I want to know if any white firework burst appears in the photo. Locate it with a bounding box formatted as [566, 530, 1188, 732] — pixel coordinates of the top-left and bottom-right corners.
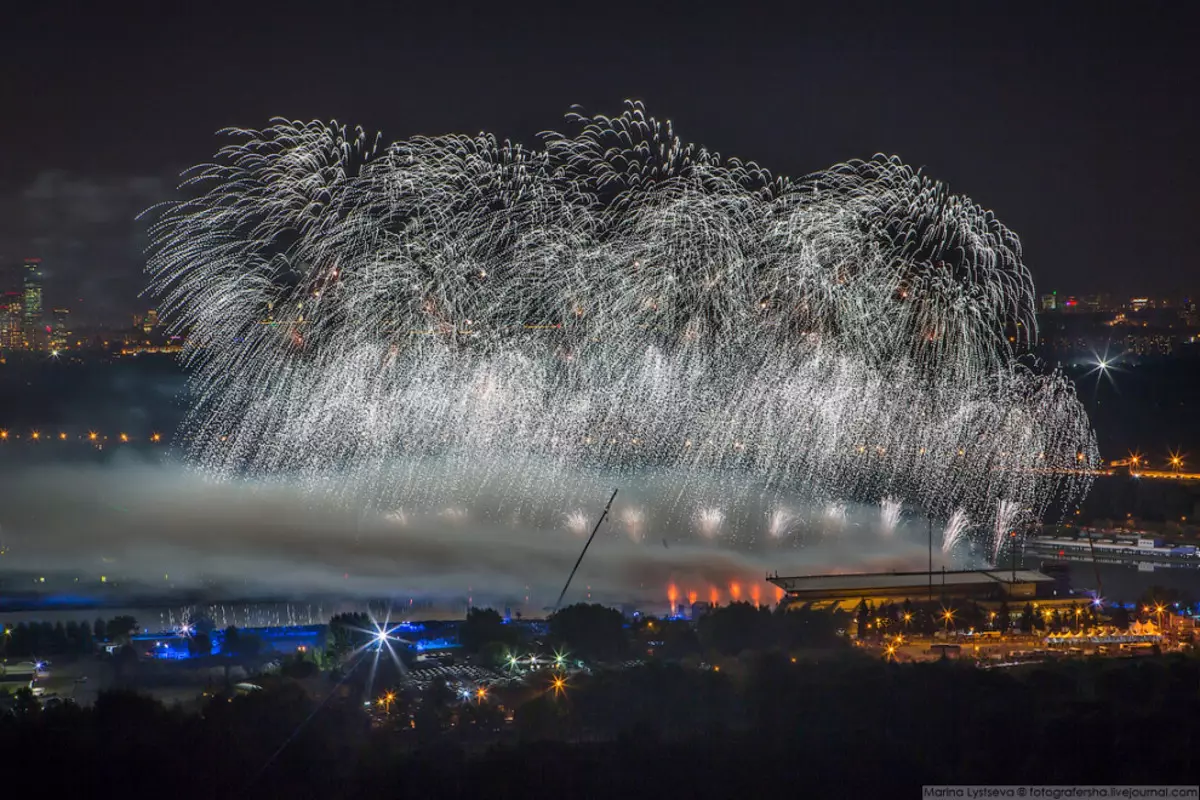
[619, 506, 645, 542]
[565, 510, 589, 535]
[693, 507, 725, 539]
[942, 507, 970, 555]
[767, 507, 796, 539]
[992, 499, 1024, 564]
[145, 102, 1097, 542]
[879, 496, 902, 536]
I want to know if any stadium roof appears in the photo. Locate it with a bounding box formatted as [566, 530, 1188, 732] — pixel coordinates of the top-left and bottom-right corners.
[769, 569, 1053, 594]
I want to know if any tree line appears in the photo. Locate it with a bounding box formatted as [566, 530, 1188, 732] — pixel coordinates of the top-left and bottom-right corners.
[3, 648, 1198, 796]
[1, 615, 139, 659]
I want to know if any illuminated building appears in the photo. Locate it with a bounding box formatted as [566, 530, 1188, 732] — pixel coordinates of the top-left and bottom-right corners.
[768, 569, 1057, 612]
[142, 309, 159, 333]
[50, 308, 71, 351]
[0, 292, 22, 350]
[1039, 292, 1057, 312]
[22, 258, 44, 350]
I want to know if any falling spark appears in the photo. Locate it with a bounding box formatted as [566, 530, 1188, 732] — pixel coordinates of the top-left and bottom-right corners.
[767, 507, 796, 539]
[143, 102, 1096, 544]
[942, 507, 970, 555]
[619, 506, 645, 542]
[992, 499, 1023, 564]
[824, 502, 848, 526]
[879, 496, 902, 536]
[693, 507, 724, 538]
[565, 510, 589, 535]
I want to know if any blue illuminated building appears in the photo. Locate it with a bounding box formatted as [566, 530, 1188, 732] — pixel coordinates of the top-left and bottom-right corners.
[131, 633, 191, 660]
[132, 624, 326, 660]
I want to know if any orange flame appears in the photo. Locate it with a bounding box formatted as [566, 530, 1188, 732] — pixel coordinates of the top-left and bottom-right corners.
[750, 584, 761, 607]
[730, 582, 742, 601]
[709, 586, 719, 606]
[687, 590, 698, 605]
[775, 585, 785, 602]
[667, 584, 678, 606]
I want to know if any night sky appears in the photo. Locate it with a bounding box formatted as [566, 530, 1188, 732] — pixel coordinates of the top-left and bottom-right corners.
[3, 1, 1197, 324]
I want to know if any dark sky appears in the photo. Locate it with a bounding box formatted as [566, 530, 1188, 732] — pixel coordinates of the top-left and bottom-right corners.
[3, 1, 1197, 324]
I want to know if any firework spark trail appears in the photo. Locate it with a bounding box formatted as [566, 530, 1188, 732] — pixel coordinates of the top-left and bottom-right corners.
[767, 507, 796, 539]
[823, 501, 848, 528]
[879, 496, 902, 536]
[693, 507, 724, 539]
[565, 510, 589, 535]
[146, 102, 1097, 556]
[992, 499, 1024, 562]
[942, 507, 970, 555]
[619, 506, 645, 542]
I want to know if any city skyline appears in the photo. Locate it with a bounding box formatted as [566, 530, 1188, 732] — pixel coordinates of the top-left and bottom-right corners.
[3, 2, 1200, 322]
[1, 250, 1196, 332]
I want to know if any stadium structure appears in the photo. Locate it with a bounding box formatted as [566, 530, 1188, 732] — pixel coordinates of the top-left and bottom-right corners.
[767, 568, 1075, 612]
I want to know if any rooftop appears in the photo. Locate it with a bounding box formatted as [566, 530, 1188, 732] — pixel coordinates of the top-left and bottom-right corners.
[769, 569, 1054, 594]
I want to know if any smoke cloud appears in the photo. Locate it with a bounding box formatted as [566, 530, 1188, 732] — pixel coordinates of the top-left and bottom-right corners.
[0, 458, 953, 614]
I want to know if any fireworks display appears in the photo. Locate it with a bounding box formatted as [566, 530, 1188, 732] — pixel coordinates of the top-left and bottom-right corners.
[146, 102, 1096, 563]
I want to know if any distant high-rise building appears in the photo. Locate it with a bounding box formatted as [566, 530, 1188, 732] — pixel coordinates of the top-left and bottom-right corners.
[22, 258, 45, 350]
[1040, 292, 1058, 312]
[1, 292, 22, 349]
[50, 308, 71, 351]
[142, 309, 159, 333]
